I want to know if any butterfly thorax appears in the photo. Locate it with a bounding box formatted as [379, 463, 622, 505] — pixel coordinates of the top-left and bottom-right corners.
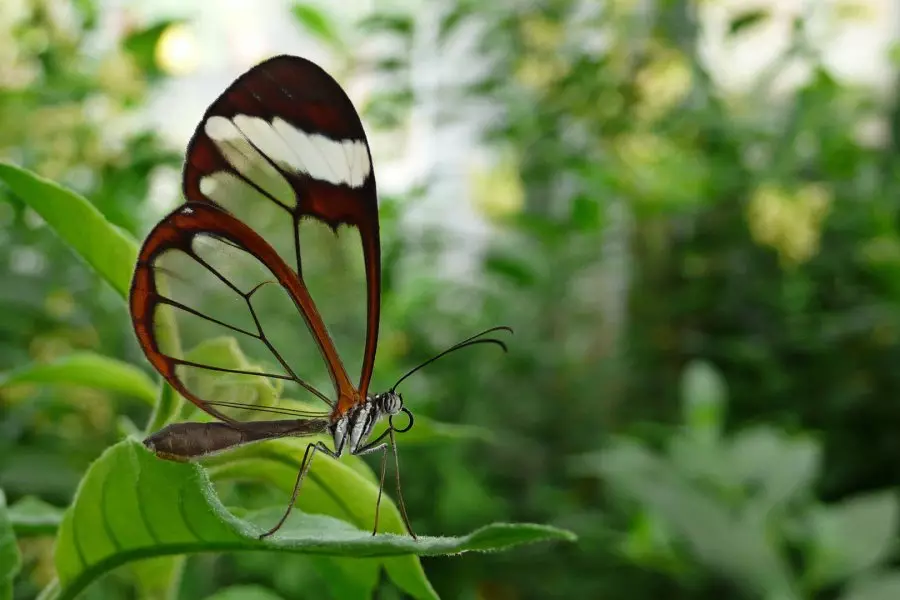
[330, 391, 402, 456]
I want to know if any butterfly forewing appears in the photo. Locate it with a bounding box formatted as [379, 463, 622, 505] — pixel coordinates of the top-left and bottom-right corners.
[183, 55, 381, 410]
[132, 55, 382, 425]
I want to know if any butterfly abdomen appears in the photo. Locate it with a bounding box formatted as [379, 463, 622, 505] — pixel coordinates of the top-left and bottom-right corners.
[143, 418, 328, 461]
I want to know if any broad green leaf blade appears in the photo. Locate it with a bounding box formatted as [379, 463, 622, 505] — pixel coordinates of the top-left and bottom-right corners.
[244, 509, 576, 555]
[205, 439, 433, 598]
[0, 161, 138, 299]
[0, 489, 22, 600]
[52, 439, 573, 600]
[8, 496, 64, 536]
[0, 353, 157, 405]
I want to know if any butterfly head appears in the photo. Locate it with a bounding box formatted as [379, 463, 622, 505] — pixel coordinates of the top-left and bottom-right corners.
[376, 391, 403, 416]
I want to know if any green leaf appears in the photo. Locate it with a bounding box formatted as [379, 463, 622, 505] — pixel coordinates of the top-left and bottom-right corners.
[438, 2, 475, 42]
[842, 571, 900, 600]
[0, 490, 21, 600]
[596, 440, 795, 596]
[728, 427, 820, 510]
[807, 492, 899, 586]
[0, 162, 138, 299]
[680, 360, 726, 439]
[205, 585, 285, 600]
[307, 556, 380, 599]
[51, 439, 574, 600]
[484, 251, 536, 287]
[569, 195, 601, 232]
[205, 438, 433, 598]
[291, 4, 342, 48]
[8, 496, 64, 536]
[0, 352, 157, 405]
[728, 10, 769, 36]
[359, 14, 414, 37]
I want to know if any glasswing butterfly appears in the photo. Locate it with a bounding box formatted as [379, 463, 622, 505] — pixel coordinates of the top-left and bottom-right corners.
[129, 55, 511, 538]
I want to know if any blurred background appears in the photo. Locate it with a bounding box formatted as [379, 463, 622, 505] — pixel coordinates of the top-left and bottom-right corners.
[3, 0, 900, 598]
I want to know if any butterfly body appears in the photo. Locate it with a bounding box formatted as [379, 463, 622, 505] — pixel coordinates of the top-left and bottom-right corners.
[331, 391, 404, 456]
[144, 418, 328, 461]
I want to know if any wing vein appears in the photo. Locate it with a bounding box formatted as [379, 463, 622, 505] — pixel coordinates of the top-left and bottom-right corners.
[204, 399, 330, 418]
[244, 291, 335, 408]
[167, 357, 294, 381]
[157, 295, 260, 340]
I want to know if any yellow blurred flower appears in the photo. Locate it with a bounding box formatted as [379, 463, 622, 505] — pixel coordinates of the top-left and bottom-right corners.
[520, 15, 563, 51]
[614, 132, 706, 208]
[832, 0, 876, 22]
[515, 15, 566, 91]
[747, 182, 832, 266]
[44, 289, 75, 319]
[469, 154, 525, 221]
[97, 51, 146, 103]
[156, 23, 201, 76]
[634, 46, 693, 120]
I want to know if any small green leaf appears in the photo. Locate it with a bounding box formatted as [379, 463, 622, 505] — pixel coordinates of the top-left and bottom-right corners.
[359, 14, 414, 36]
[0, 490, 21, 600]
[680, 360, 726, 439]
[808, 492, 899, 586]
[0, 162, 139, 299]
[728, 427, 820, 510]
[8, 496, 64, 536]
[51, 439, 574, 600]
[291, 4, 342, 48]
[484, 252, 536, 287]
[0, 352, 157, 405]
[728, 10, 769, 36]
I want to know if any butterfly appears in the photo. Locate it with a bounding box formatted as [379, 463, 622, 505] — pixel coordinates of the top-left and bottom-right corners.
[129, 55, 511, 539]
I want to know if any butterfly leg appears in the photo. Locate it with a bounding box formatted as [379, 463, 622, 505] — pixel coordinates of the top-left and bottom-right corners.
[354, 430, 417, 539]
[389, 428, 417, 540]
[353, 441, 388, 536]
[259, 441, 338, 539]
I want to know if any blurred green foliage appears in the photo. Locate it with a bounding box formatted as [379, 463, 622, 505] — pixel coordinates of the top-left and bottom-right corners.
[3, 0, 900, 599]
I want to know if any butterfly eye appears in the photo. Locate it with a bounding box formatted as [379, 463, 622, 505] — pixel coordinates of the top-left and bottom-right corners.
[380, 392, 401, 415]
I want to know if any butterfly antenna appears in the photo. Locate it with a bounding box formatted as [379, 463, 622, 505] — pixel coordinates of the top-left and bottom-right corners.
[390, 326, 513, 392]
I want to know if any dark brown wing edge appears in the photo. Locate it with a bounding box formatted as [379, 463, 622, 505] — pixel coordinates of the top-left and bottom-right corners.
[180, 55, 382, 410]
[129, 201, 355, 423]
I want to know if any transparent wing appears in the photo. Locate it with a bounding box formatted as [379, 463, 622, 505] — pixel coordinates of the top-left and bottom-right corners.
[130, 202, 344, 423]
